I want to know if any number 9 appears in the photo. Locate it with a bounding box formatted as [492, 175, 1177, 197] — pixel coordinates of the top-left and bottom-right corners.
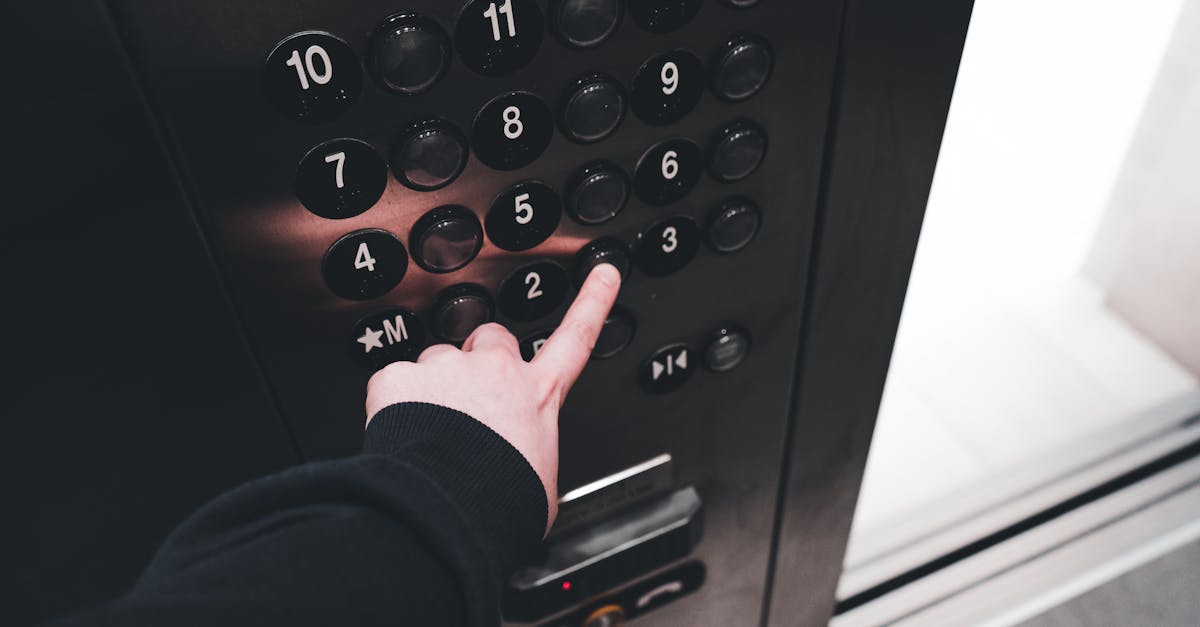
[661, 61, 679, 96]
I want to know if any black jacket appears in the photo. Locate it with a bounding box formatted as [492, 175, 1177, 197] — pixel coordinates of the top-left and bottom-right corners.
[56, 403, 546, 627]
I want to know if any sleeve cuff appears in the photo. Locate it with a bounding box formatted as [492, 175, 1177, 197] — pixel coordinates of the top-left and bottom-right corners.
[363, 402, 547, 581]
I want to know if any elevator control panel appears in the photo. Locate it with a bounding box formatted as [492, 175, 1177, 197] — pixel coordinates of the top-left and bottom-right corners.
[111, 0, 840, 623]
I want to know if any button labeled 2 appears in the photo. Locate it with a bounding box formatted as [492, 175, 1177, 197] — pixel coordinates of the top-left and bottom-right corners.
[323, 229, 409, 300]
[499, 261, 570, 322]
[295, 138, 387, 219]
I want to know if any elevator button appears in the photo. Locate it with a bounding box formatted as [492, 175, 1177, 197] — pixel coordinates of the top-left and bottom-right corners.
[519, 328, 554, 361]
[322, 229, 409, 300]
[561, 74, 627, 144]
[594, 307, 636, 359]
[264, 31, 362, 123]
[369, 13, 451, 95]
[499, 261, 570, 322]
[410, 206, 483, 273]
[350, 308, 426, 369]
[627, 0, 702, 34]
[574, 237, 632, 287]
[473, 92, 554, 171]
[631, 50, 704, 126]
[704, 326, 750, 372]
[639, 343, 695, 394]
[709, 120, 766, 182]
[583, 605, 627, 627]
[636, 216, 700, 277]
[295, 138, 387, 220]
[391, 119, 469, 191]
[711, 34, 772, 102]
[455, 0, 544, 76]
[723, 0, 761, 7]
[552, 0, 622, 49]
[634, 138, 703, 206]
[707, 197, 760, 253]
[486, 181, 562, 251]
[566, 160, 630, 225]
[431, 284, 495, 343]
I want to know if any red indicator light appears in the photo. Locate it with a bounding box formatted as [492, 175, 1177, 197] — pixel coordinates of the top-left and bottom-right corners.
[561, 581, 572, 591]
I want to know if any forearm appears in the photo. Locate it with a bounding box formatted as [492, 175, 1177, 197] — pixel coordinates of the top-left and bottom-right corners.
[55, 403, 546, 627]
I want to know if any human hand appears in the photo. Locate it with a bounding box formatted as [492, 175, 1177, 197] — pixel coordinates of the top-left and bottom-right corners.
[364, 263, 622, 533]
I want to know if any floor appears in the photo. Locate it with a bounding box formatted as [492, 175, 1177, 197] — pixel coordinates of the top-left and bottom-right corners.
[842, 0, 1199, 566]
[1019, 539, 1200, 627]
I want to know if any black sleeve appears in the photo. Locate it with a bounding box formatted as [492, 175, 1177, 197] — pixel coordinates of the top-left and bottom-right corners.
[54, 403, 547, 627]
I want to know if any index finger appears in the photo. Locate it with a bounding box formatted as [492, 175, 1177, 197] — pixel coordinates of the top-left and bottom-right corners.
[532, 263, 622, 395]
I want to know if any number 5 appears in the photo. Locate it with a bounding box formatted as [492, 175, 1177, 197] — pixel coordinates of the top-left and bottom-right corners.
[514, 193, 533, 225]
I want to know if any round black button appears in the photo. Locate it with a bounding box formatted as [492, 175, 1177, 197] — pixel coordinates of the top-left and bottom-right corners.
[498, 261, 570, 322]
[574, 237, 632, 287]
[628, 0, 703, 34]
[350, 308, 426, 369]
[711, 34, 772, 102]
[264, 31, 362, 123]
[431, 284, 495, 343]
[709, 120, 766, 182]
[704, 326, 750, 372]
[566, 160, 630, 225]
[638, 343, 696, 393]
[634, 138, 703, 206]
[391, 119, 469, 191]
[594, 306, 636, 359]
[519, 328, 554, 361]
[455, 0, 544, 76]
[410, 206, 484, 273]
[551, 0, 622, 48]
[722, 0, 761, 9]
[631, 50, 704, 126]
[473, 92, 554, 171]
[369, 13, 451, 95]
[707, 197, 761, 253]
[560, 73, 626, 144]
[636, 216, 701, 277]
[322, 229, 409, 300]
[295, 138, 387, 219]
[486, 181, 562, 251]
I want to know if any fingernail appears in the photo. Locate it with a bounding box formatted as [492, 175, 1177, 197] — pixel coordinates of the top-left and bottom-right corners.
[591, 262, 621, 287]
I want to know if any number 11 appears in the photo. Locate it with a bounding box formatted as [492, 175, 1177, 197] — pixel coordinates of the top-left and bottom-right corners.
[483, 0, 517, 42]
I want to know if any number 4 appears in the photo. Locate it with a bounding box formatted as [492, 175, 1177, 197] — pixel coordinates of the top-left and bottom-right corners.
[354, 242, 377, 272]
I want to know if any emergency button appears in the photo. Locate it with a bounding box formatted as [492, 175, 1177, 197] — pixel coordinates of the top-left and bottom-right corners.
[638, 344, 695, 393]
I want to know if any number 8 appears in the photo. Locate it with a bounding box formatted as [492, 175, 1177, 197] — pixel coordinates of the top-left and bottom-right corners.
[503, 106, 524, 140]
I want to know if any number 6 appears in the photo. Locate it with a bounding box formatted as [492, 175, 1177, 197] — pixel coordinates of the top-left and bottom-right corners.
[661, 150, 679, 180]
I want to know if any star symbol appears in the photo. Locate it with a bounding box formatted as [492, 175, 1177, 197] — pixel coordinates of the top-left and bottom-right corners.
[357, 327, 384, 353]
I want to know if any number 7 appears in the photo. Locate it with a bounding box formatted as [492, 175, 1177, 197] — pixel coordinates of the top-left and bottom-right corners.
[325, 151, 346, 189]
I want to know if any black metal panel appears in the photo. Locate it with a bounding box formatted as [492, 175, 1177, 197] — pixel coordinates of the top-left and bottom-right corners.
[106, 1, 844, 623]
[766, 1, 975, 625]
[1, 2, 301, 624]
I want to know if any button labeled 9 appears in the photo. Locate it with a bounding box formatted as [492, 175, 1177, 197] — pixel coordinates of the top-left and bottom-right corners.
[632, 50, 704, 126]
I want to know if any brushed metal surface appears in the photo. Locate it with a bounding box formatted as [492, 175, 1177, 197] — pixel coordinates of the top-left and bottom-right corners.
[109, 0, 841, 624]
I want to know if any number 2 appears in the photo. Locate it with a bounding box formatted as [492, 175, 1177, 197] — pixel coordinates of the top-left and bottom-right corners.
[483, 0, 517, 42]
[325, 151, 346, 189]
[354, 242, 377, 272]
[661, 61, 679, 95]
[525, 271, 543, 300]
[514, 193, 533, 225]
[661, 226, 679, 253]
[285, 45, 333, 91]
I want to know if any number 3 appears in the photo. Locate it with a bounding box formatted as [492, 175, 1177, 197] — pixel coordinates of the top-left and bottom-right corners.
[661, 226, 679, 253]
[525, 272, 543, 300]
